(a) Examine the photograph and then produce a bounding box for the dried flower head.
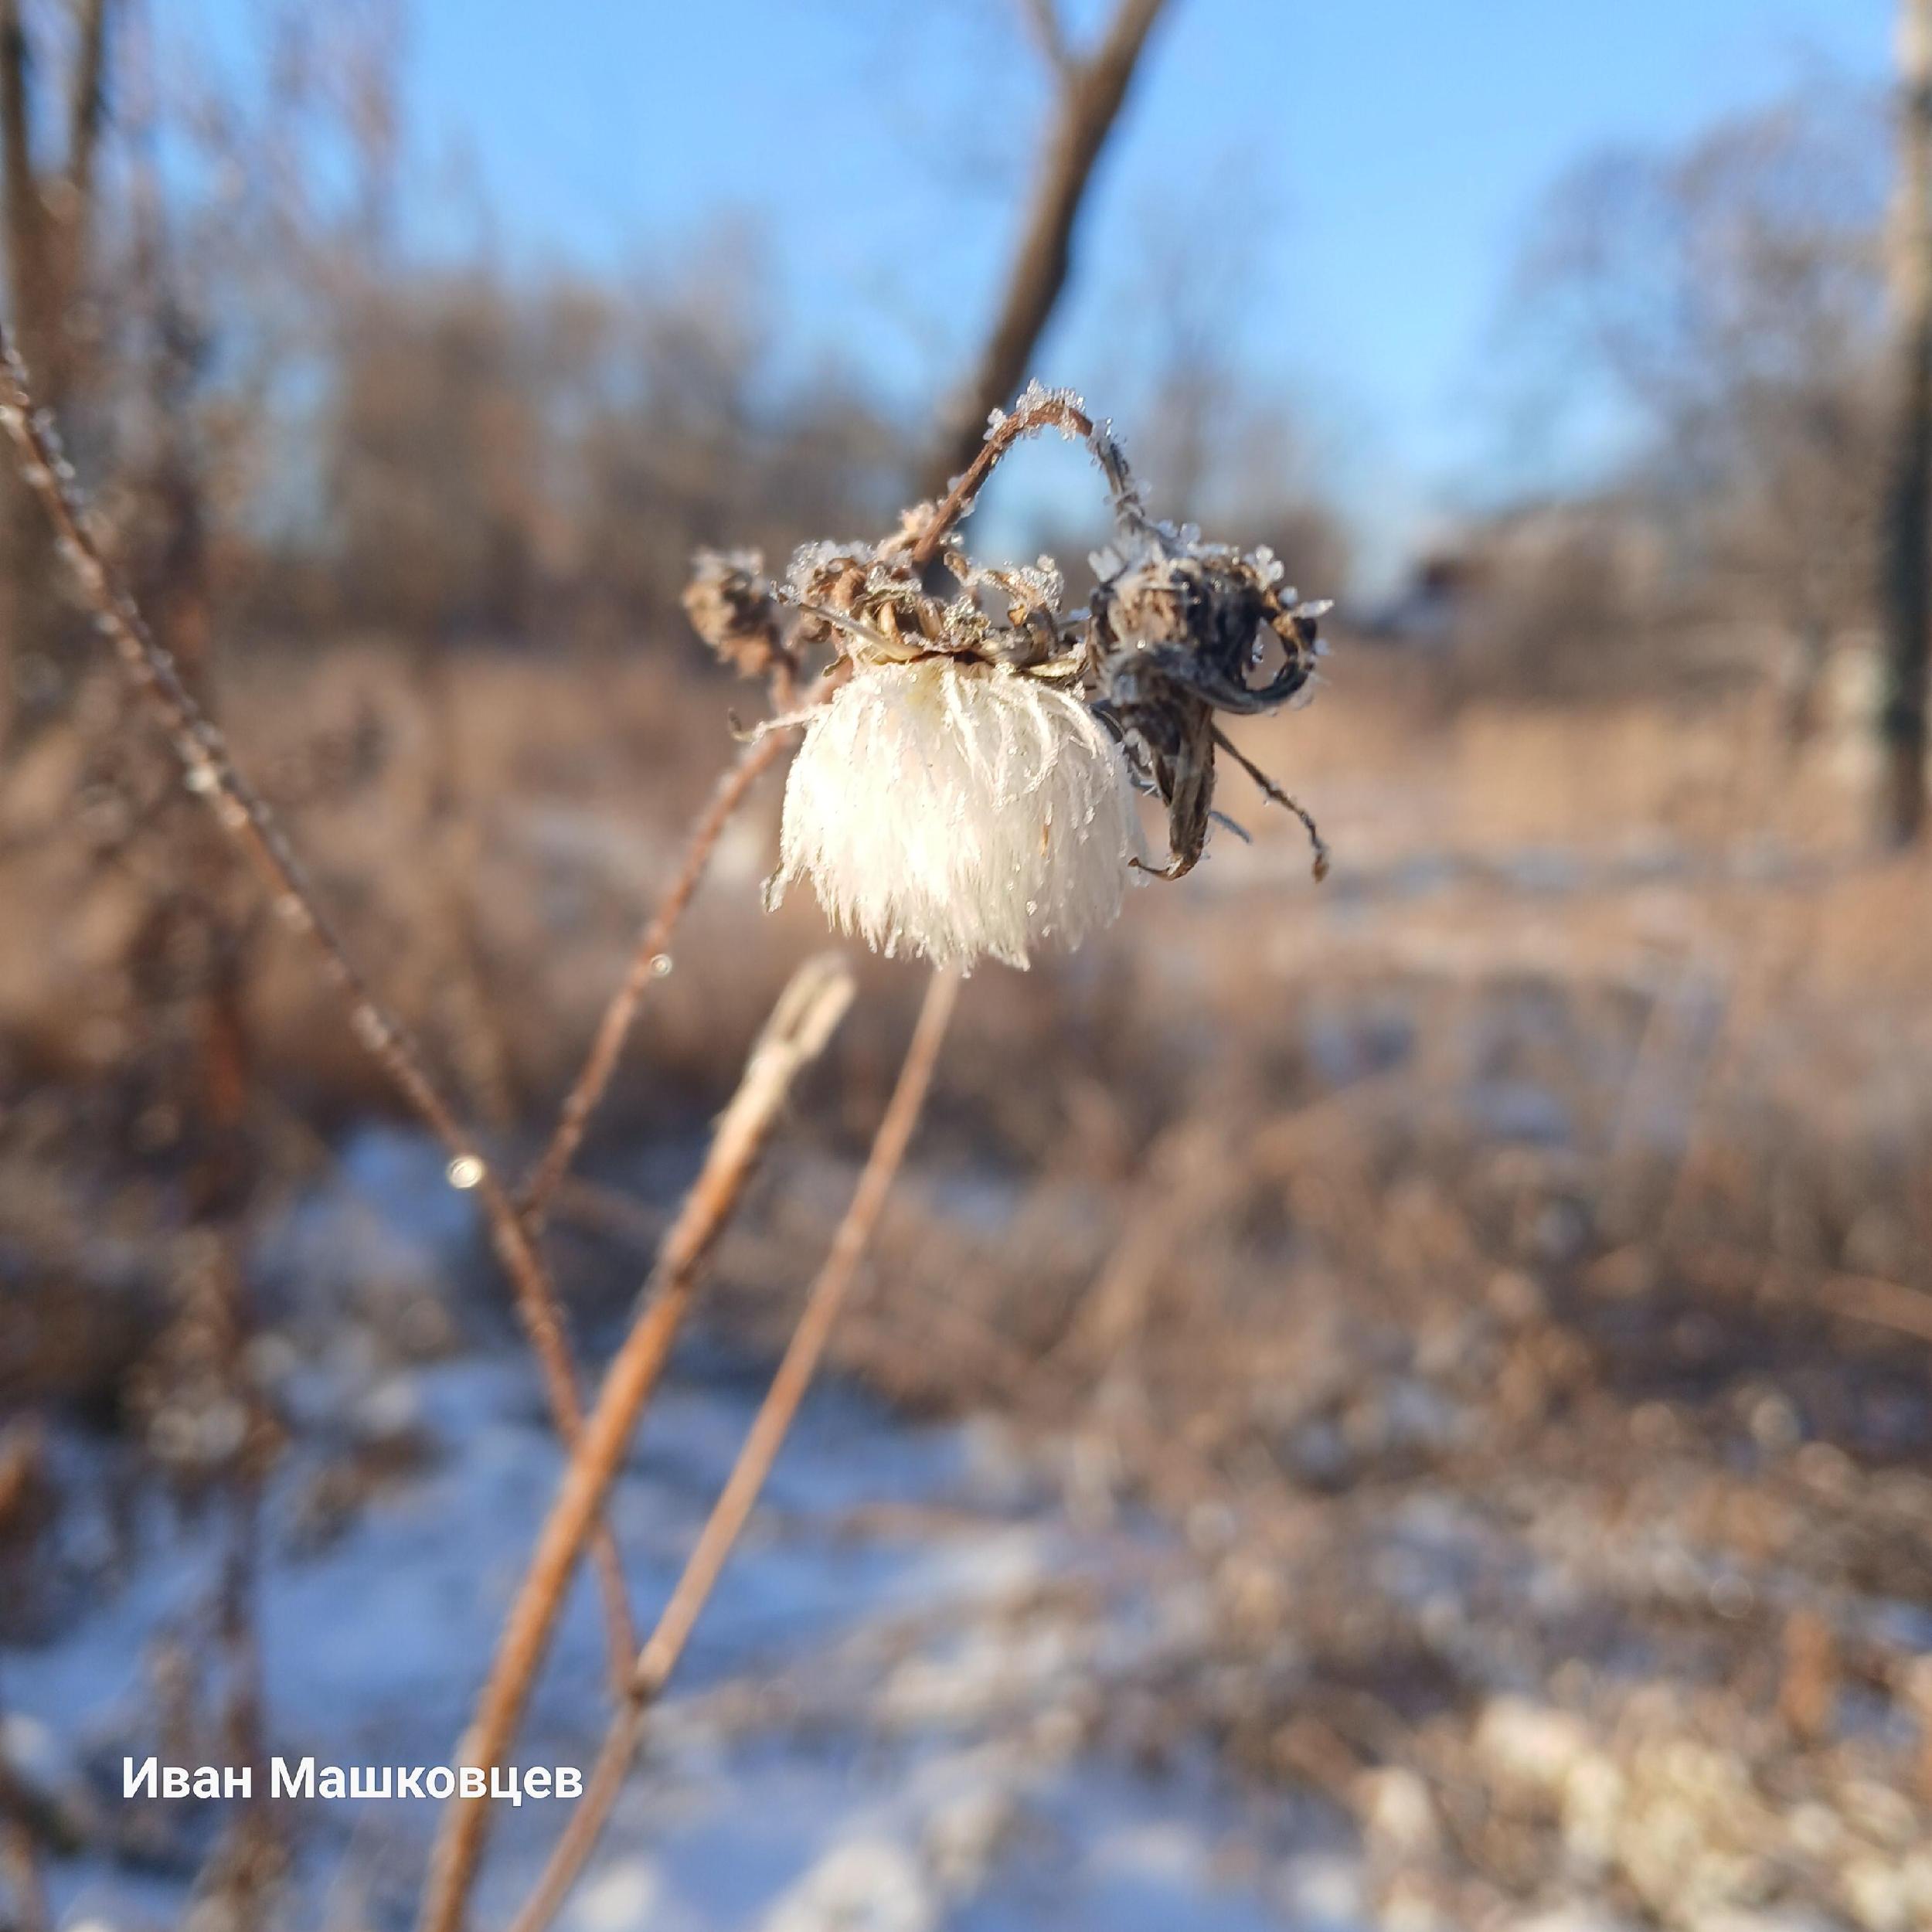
[682,549,794,683]
[768,656,1141,970]
[685,383,1332,971]
[1088,505,1330,880]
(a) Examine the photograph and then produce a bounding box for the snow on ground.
[5,1281,1354,1930]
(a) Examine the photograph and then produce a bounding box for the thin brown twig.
[417,956,857,1932]
[502,968,960,1932]
[909,393,1096,570]
[1817,1270,1932,1343]
[1211,724,1331,880]
[0,331,638,1684]
[517,729,792,1231]
[502,1694,641,1932]
[634,968,957,1692]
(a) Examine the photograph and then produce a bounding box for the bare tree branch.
[0,0,46,367]
[0,0,107,386]
[921,0,1172,495]
[61,0,110,294]
[1880,0,1932,845]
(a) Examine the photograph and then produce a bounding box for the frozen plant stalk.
[771,655,1140,970]
[685,383,1331,973]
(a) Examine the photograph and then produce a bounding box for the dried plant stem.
[1211,725,1331,879]
[212,1279,278,1907]
[0,333,637,1681]
[502,968,959,1932]
[635,968,957,1689]
[502,1695,639,1932]
[417,957,857,1932]
[910,393,1097,570]
[518,729,794,1230]
[1816,1269,1932,1343]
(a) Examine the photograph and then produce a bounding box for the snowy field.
[4,1134,1364,1932]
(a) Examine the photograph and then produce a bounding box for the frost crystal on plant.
[769,658,1141,971]
[688,384,1332,971]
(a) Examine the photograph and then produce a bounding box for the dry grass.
[5,580,1930,1929]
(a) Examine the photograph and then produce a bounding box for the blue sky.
[198,0,1894,572]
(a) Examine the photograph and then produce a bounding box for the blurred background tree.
[1880,0,1932,844]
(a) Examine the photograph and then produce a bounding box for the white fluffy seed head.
[770,658,1141,971]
